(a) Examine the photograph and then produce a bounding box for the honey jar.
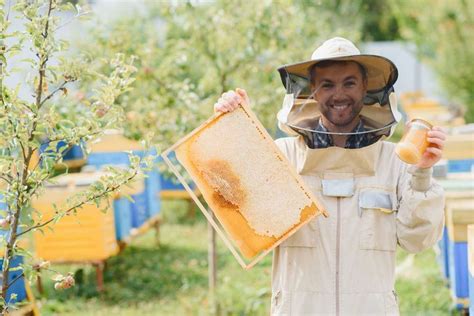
[395,119,432,164]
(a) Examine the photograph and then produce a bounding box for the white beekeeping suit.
[271,37,444,316]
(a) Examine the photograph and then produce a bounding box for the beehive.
[113,197,132,241]
[437,226,450,280]
[468,224,474,314]
[444,134,474,161]
[33,172,119,262]
[39,141,86,170]
[447,200,474,242]
[0,256,27,305]
[437,175,474,281]
[400,92,466,127]
[159,154,199,199]
[446,199,474,307]
[86,131,161,225]
[163,104,327,268]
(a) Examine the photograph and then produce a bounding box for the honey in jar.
[395,119,432,164]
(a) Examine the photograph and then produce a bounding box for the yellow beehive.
[446,200,474,242]
[444,134,474,160]
[88,129,144,153]
[400,91,466,127]
[33,172,119,262]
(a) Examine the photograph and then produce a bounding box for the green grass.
[34,201,458,315]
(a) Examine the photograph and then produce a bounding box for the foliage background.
[391,0,474,122]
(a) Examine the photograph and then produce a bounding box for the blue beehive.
[87,151,160,227]
[158,153,197,194]
[470,274,474,315]
[86,132,161,228]
[130,191,148,228]
[88,151,161,213]
[113,198,132,240]
[160,173,197,192]
[468,224,474,315]
[0,256,27,305]
[448,241,469,306]
[40,140,84,161]
[0,199,21,242]
[437,226,450,280]
[145,170,161,217]
[448,159,474,173]
[446,200,473,309]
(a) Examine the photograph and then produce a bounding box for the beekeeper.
[214,37,446,316]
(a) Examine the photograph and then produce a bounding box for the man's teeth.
[333,105,349,110]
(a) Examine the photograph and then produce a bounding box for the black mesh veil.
[276,65,401,148]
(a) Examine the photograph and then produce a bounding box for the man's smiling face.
[311,61,367,132]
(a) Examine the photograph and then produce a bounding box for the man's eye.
[345,81,356,87]
[322,83,333,89]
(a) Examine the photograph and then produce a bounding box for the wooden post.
[95,262,105,293]
[36,273,44,295]
[208,210,217,313]
[187,198,196,219]
[154,217,161,246]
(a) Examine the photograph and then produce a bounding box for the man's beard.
[320,102,363,128]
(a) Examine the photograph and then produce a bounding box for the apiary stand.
[117,213,162,251]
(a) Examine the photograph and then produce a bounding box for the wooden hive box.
[444,134,474,160]
[447,200,474,243]
[437,175,474,281]
[446,199,474,307]
[0,256,27,305]
[162,104,327,269]
[33,172,120,262]
[86,130,161,227]
[468,225,474,314]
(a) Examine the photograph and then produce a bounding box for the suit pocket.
[359,190,397,251]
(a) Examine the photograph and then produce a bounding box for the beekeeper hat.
[276,37,402,139]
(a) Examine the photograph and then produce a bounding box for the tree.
[359,0,402,41]
[391,0,474,122]
[80,0,366,145]
[0,1,152,313]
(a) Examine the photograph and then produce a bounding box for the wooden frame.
[162,104,327,269]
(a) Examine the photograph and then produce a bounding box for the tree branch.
[17,168,140,238]
[6,271,24,290]
[42,0,54,40]
[53,11,91,33]
[39,80,68,107]
[0,174,12,185]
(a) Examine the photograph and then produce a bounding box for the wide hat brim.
[277,54,398,95]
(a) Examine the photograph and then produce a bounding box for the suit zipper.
[336,197,341,316]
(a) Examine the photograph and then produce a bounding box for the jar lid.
[409,118,432,130]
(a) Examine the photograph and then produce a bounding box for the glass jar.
[395,119,432,164]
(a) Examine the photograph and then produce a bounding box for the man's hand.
[213,88,250,113]
[416,126,447,169]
